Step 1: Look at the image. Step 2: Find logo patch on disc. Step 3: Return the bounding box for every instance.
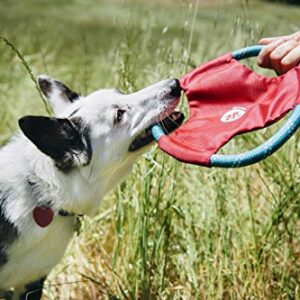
[221,107,246,123]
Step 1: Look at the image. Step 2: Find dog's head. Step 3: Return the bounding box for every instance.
[19,76,184,181]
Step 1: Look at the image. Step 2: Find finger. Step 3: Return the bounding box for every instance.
[258,32,300,45]
[280,45,300,73]
[269,40,298,74]
[259,34,294,45]
[259,37,284,45]
[291,31,300,42]
[257,38,287,68]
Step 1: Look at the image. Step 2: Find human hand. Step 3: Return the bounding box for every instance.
[257,31,300,75]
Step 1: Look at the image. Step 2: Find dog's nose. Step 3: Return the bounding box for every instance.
[170,79,182,97]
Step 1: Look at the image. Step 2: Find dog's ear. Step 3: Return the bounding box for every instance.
[37,75,80,115]
[19,116,91,171]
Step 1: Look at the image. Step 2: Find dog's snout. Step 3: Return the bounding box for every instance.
[169,79,181,97]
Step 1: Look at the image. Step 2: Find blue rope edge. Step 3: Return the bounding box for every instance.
[231,45,264,60]
[210,105,300,167]
[152,125,165,141]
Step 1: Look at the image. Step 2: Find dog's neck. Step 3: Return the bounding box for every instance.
[23,144,107,217]
[1,133,135,224]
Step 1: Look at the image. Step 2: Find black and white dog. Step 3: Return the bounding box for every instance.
[0,76,183,300]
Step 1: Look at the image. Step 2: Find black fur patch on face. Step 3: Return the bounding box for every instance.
[19,116,92,172]
[71,116,92,165]
[0,190,19,269]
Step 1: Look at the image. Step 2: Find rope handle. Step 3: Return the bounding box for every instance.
[152,45,300,168]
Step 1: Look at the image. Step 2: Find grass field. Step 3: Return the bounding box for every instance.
[0,0,300,299]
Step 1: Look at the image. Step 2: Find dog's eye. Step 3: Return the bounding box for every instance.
[114,109,126,124]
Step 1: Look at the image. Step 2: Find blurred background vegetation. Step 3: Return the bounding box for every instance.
[266,0,300,5]
[0,0,299,299]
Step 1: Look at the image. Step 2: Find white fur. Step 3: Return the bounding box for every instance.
[0,76,180,296]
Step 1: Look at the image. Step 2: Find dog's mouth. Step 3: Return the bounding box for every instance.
[128,111,184,152]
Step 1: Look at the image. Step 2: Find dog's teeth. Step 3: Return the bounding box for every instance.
[139,131,148,139]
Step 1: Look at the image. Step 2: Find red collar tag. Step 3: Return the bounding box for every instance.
[33,206,54,228]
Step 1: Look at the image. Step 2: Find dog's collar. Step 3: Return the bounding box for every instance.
[27,177,83,228]
[33,206,83,228]
[58,209,77,217]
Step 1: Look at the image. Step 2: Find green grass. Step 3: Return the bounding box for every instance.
[1,0,300,299]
